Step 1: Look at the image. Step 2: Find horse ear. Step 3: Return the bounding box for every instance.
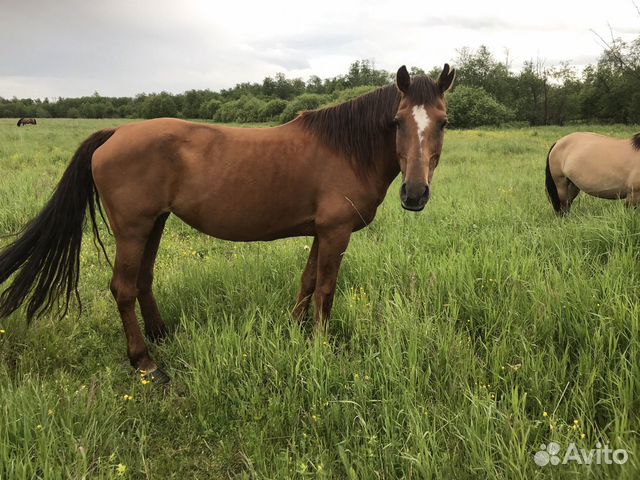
[437,63,456,94]
[396,65,411,94]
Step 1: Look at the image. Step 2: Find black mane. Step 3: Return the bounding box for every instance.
[295,76,441,173]
[632,132,640,150]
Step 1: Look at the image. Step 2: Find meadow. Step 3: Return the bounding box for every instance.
[0,118,639,479]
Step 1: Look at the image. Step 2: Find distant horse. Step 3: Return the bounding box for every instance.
[546,132,640,214]
[17,118,37,127]
[0,64,455,382]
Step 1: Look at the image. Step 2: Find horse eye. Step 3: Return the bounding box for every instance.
[392,117,400,127]
[440,121,448,131]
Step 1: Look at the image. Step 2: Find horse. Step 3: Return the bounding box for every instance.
[17,118,37,127]
[545,131,640,214]
[0,64,456,383]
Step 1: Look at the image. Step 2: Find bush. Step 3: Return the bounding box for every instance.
[67,107,80,119]
[35,106,52,118]
[330,85,378,104]
[278,94,330,123]
[214,95,265,123]
[199,99,222,120]
[447,86,514,128]
[141,93,178,119]
[259,99,288,121]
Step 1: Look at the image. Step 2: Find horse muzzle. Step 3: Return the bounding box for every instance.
[400,182,429,212]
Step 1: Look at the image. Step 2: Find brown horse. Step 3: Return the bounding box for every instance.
[17,118,37,127]
[0,65,455,382]
[546,131,640,214]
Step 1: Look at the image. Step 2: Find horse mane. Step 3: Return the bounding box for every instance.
[295,76,442,173]
[632,132,640,150]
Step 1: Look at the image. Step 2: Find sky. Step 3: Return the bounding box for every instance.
[1,0,638,99]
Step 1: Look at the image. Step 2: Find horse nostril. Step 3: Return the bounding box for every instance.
[400,182,429,209]
[400,183,408,201]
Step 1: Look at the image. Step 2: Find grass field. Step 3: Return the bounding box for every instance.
[1,118,640,479]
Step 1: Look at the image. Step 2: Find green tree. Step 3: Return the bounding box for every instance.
[199,99,222,120]
[330,86,378,105]
[214,95,266,123]
[447,86,514,128]
[141,93,178,119]
[278,94,330,123]
[259,99,288,121]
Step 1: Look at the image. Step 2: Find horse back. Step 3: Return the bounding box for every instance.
[552,132,640,197]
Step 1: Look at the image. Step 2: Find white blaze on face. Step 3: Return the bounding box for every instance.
[411,105,431,149]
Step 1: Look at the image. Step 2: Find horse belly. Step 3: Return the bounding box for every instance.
[563,154,630,199]
[173,201,316,241]
[170,167,318,241]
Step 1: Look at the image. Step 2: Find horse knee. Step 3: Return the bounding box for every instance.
[110,278,138,310]
[137,273,153,296]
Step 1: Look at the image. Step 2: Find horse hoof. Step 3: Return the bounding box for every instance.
[139,367,171,385]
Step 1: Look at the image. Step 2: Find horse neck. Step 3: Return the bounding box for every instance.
[370,132,401,195]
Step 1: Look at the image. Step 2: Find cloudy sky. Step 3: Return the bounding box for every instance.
[1,0,638,99]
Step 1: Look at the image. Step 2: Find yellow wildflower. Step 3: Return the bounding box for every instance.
[47,409,54,416]
[543,411,548,417]
[116,463,127,476]
[0,329,5,335]
[123,394,134,401]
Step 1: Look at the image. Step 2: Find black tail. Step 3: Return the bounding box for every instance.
[17,118,22,127]
[0,129,116,321]
[545,142,561,213]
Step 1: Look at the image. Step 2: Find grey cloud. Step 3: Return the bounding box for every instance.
[244,30,364,71]
[256,30,361,52]
[421,15,571,32]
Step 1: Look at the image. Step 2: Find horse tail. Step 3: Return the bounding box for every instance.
[0,129,116,322]
[17,118,22,127]
[33,119,37,125]
[545,142,561,213]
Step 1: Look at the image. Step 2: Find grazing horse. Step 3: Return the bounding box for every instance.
[546,132,640,214]
[0,64,455,382]
[17,118,37,127]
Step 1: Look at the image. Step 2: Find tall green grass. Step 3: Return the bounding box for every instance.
[0,119,639,478]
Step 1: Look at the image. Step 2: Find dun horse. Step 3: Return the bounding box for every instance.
[17,118,37,127]
[0,65,455,382]
[546,131,640,214]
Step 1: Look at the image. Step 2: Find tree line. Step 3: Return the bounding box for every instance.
[2,37,640,128]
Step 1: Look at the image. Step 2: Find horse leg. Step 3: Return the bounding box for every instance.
[566,181,580,211]
[137,213,169,342]
[625,191,640,208]
[554,177,572,215]
[313,227,352,332]
[293,237,318,323]
[110,220,169,383]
